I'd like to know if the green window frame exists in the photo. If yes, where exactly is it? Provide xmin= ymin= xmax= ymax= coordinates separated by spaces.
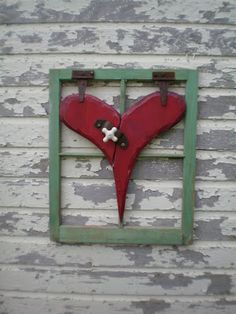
xmin=49 ymin=68 xmax=198 ymax=245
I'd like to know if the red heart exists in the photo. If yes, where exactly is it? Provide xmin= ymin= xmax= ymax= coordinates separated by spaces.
xmin=60 ymin=94 xmax=120 ymax=165
xmin=60 ymin=92 xmax=186 ymax=223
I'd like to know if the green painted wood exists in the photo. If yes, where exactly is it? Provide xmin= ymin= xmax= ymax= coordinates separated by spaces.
xmin=51 ymin=68 xmax=189 ymax=82
xmin=49 ymin=68 xmax=198 ymax=245
xmin=57 ymin=68 xmax=73 ymax=81
xmin=182 ymin=70 xmax=198 ymax=244
xmin=49 ymin=70 xmax=61 ymax=241
xmin=93 ymin=69 xmax=189 ymax=81
xmin=59 ymin=226 xmax=183 ymax=245
xmin=120 ymin=79 xmax=127 ymax=114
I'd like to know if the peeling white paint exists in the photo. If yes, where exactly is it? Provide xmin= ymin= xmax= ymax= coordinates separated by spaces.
xmin=1 ymin=0 xmax=235 ymax=24
xmin=1 ymin=55 xmax=236 ymax=88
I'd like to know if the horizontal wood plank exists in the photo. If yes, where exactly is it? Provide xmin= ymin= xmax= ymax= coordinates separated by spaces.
xmin=0 ymin=118 xmax=235 ymax=151
xmin=1 ymin=24 xmax=236 ymax=56
xmin=0 ymin=209 xmax=235 ymax=241
xmin=0 ymin=86 xmax=236 ymax=119
xmin=1 ymin=149 xmax=235 ymax=181
xmin=0 ymin=178 xmax=235 ymax=211
xmin=0 ymin=149 xmax=48 ymax=178
xmin=1 ymin=294 xmax=236 ymax=314
xmin=62 ymin=119 xmax=235 ymax=151
xmin=0 ymin=86 xmax=49 ymax=117
xmin=0 ymin=0 xmax=235 ymax=24
xmin=60 ymin=151 xmax=236 ymax=181
xmin=0 ymin=239 xmax=235 ymax=270
xmin=0 ymin=265 xmax=236 ymax=296
xmin=0 ymin=55 xmax=235 ymax=88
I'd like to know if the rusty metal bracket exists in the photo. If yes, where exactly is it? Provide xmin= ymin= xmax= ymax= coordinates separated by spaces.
xmin=72 ymin=70 xmax=94 ymax=103
xmin=95 ymin=120 xmax=113 ymax=130
xmin=115 ymin=129 xmax=129 ymax=149
xmin=95 ymin=119 xmax=129 ymax=149
xmin=153 ymin=72 xmax=175 ymax=106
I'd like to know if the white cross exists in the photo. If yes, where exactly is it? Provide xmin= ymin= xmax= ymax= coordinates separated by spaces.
xmin=102 ymin=127 xmax=118 ymax=143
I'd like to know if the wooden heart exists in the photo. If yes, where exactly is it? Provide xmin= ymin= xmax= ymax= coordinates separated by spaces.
xmin=60 ymin=94 xmax=120 ymax=165
xmin=60 ymin=92 xmax=186 ymax=223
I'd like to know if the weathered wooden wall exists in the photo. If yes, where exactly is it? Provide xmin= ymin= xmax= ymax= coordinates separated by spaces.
xmin=0 ymin=1 xmax=236 ymax=313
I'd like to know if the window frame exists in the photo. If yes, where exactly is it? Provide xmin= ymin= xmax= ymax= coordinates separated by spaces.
xmin=49 ymin=68 xmax=198 ymax=245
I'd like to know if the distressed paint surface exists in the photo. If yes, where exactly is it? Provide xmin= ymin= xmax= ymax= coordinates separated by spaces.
xmin=1 ymin=295 xmax=236 ymax=314
xmin=0 ymin=0 xmax=235 ymax=24
xmin=0 ymin=87 xmax=49 ymax=117
xmin=0 ymin=239 xmax=235 ymax=269
xmin=1 ymin=24 xmax=236 ymax=56
xmin=1 ymin=294 xmax=236 ymax=314
xmin=1 ymin=55 xmax=236 ymax=88
xmin=1 ymin=86 xmax=235 ymax=119
xmin=1 ymin=150 xmax=236 ymax=182
xmin=1 ymin=265 xmax=236 ymax=295
xmin=1 ymin=118 xmax=235 ymax=150
xmin=0 ymin=1 xmax=236 ymax=313
xmin=60 ymin=152 xmax=236 ymax=181
xmin=0 ymin=178 xmax=235 ymax=211
xmin=1 ymin=209 xmax=236 ymax=241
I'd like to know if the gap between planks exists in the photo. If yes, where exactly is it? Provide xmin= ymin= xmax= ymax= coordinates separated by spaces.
xmin=1 ymin=22 xmax=236 ymax=29
xmin=1 ymin=52 xmax=236 ymax=58
xmin=1 ymin=235 xmax=236 ymax=248
xmin=0 ymin=177 xmax=235 ymax=187
xmin=1 ymin=289 xmax=236 ymax=302
xmin=0 ymin=147 xmax=235 ymax=155
xmin=1 ymin=116 xmax=235 ymax=129
xmin=1 ymin=53 xmax=235 ymax=61
xmin=0 ymin=263 xmax=236 ymax=275
xmin=0 ymin=86 xmax=236 ymax=94
xmin=1 ymin=207 xmax=236 ymax=216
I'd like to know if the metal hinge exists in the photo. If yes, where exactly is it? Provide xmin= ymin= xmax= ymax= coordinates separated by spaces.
xmin=153 ymin=71 xmax=175 ymax=106
xmin=72 ymin=70 xmax=94 ymax=102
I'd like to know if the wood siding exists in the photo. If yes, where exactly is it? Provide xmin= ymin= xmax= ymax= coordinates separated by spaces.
xmin=0 ymin=1 xmax=236 ymax=313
